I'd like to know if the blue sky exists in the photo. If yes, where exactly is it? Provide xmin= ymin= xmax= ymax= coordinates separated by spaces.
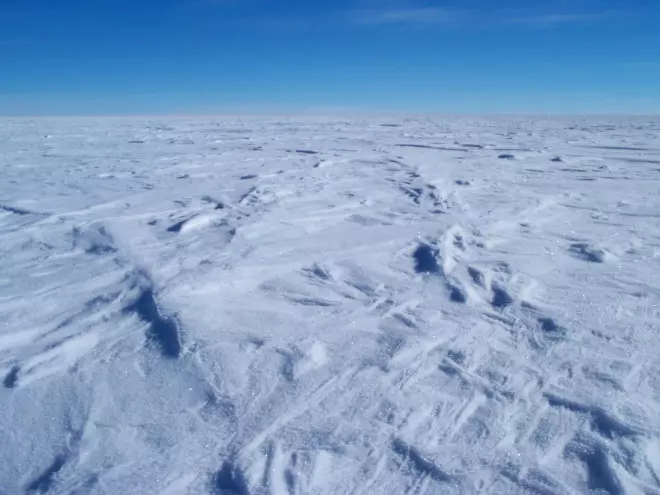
xmin=1 ymin=0 xmax=659 ymax=115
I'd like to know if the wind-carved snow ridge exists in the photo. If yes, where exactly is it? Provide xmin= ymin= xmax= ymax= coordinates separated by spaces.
xmin=124 ymin=271 xmax=182 ymax=359
xmin=1 ymin=116 xmax=660 ymax=494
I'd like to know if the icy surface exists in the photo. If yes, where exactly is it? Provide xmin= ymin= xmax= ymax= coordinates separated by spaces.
xmin=1 ymin=116 xmax=660 ymax=494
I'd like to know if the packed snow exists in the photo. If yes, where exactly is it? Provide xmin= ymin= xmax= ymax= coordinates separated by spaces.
xmin=1 ymin=116 xmax=660 ymax=494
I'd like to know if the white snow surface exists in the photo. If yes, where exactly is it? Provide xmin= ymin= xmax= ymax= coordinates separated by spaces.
xmin=1 ymin=116 xmax=660 ymax=495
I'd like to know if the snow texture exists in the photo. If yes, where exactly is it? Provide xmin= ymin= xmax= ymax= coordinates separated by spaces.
xmin=1 ymin=116 xmax=660 ymax=494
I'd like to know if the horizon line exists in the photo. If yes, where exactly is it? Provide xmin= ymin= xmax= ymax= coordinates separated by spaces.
xmin=1 ymin=111 xmax=659 ymax=119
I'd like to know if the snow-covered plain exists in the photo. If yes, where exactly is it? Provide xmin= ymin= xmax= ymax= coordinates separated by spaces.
xmin=1 ymin=116 xmax=660 ymax=495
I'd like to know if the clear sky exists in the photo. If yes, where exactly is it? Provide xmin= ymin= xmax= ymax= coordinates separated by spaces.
xmin=1 ymin=0 xmax=659 ymax=115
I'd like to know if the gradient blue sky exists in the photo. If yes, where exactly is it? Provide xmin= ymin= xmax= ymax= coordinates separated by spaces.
xmin=1 ymin=0 xmax=659 ymax=115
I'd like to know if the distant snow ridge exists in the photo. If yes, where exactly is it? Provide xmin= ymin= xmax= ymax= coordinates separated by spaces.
xmin=1 ymin=116 xmax=659 ymax=494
